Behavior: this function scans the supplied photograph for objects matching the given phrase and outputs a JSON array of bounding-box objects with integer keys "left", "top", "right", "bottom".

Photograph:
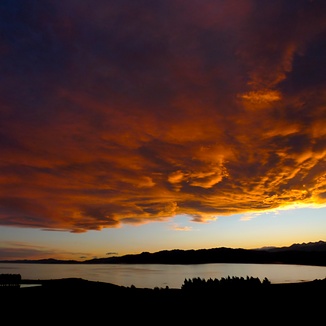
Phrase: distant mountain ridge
[
  {"left": 1, "top": 240, "right": 325, "bottom": 266},
  {"left": 265, "top": 240, "right": 326, "bottom": 252}
]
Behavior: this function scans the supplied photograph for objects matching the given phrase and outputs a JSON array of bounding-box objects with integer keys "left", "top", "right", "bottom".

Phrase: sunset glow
[{"left": 0, "top": 0, "right": 325, "bottom": 260}]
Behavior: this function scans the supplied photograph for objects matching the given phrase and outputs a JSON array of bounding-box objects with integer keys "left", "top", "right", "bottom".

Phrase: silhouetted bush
[
  {"left": 181, "top": 275, "right": 270, "bottom": 291},
  {"left": 0, "top": 273, "right": 21, "bottom": 287}
]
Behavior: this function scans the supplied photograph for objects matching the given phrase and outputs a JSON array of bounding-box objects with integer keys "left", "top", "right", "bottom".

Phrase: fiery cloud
[{"left": 0, "top": 0, "right": 325, "bottom": 233}]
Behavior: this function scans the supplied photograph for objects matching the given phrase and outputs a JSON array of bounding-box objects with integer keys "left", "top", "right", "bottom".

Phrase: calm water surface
[{"left": 1, "top": 263, "right": 325, "bottom": 289}]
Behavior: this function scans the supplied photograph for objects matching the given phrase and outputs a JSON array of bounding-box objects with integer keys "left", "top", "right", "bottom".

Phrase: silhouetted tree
[
  {"left": 0, "top": 273, "right": 21, "bottom": 287},
  {"left": 181, "top": 275, "right": 270, "bottom": 291}
]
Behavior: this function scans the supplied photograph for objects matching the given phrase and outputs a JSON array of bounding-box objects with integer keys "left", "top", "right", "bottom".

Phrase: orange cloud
[
  {"left": 0, "top": 0, "right": 326, "bottom": 232},
  {"left": 240, "top": 89, "right": 282, "bottom": 104}
]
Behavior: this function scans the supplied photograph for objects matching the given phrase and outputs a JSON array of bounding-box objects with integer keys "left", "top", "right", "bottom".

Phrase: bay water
[{"left": 1, "top": 262, "right": 325, "bottom": 289}]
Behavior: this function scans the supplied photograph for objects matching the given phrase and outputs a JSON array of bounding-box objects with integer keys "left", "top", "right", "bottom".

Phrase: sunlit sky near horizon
[{"left": 0, "top": 0, "right": 325, "bottom": 261}]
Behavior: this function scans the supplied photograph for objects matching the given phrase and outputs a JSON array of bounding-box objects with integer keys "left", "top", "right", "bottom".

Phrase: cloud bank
[{"left": 0, "top": 0, "right": 325, "bottom": 232}]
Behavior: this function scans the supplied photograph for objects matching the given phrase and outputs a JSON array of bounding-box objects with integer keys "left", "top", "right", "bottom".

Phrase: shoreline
[
  {"left": 11, "top": 275, "right": 326, "bottom": 292},
  {"left": 2, "top": 277, "right": 325, "bottom": 321}
]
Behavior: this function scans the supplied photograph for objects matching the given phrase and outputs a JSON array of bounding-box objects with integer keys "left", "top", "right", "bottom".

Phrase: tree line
[
  {"left": 181, "top": 275, "right": 271, "bottom": 291},
  {"left": 0, "top": 273, "right": 21, "bottom": 287}
]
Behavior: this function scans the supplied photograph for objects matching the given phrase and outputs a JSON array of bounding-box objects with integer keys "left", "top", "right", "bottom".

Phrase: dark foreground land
[{"left": 2, "top": 277, "right": 326, "bottom": 322}]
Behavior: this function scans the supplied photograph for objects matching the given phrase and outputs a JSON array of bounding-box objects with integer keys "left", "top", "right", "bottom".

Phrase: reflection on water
[
  {"left": 1, "top": 263, "right": 325, "bottom": 289},
  {"left": 20, "top": 284, "right": 42, "bottom": 288}
]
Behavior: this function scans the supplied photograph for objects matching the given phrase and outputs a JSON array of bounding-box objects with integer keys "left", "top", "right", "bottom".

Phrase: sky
[{"left": 0, "top": 0, "right": 325, "bottom": 261}]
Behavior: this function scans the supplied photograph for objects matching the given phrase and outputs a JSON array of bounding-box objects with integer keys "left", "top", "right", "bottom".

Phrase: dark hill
[
  {"left": 2, "top": 276, "right": 326, "bottom": 323},
  {"left": 83, "top": 240, "right": 326, "bottom": 266},
  {"left": 1, "top": 240, "right": 325, "bottom": 266}
]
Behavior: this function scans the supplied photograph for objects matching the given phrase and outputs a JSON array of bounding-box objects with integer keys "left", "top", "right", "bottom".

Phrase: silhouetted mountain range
[
  {"left": 259, "top": 240, "right": 326, "bottom": 252},
  {"left": 1, "top": 240, "right": 325, "bottom": 266}
]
